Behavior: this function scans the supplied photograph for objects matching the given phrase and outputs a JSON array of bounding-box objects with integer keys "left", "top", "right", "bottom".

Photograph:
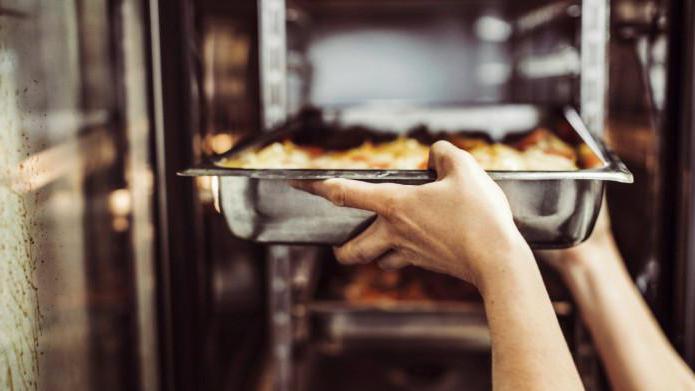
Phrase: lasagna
[{"left": 219, "top": 128, "right": 601, "bottom": 171}]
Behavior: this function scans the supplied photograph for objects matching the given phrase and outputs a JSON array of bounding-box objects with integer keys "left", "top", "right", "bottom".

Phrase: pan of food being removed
[{"left": 181, "top": 104, "right": 632, "bottom": 248}]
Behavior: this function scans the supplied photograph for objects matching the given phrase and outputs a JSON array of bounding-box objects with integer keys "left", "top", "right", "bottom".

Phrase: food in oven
[
  {"left": 218, "top": 127, "right": 600, "bottom": 171},
  {"left": 328, "top": 263, "right": 481, "bottom": 304}
]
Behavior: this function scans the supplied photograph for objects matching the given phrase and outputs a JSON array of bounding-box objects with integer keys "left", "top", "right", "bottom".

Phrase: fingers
[
  {"left": 377, "top": 250, "right": 411, "bottom": 270},
  {"left": 291, "top": 178, "right": 400, "bottom": 214},
  {"left": 334, "top": 217, "right": 393, "bottom": 265},
  {"left": 428, "top": 140, "right": 468, "bottom": 179}
]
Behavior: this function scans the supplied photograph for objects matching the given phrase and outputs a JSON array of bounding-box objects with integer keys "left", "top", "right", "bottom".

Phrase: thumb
[{"left": 428, "top": 140, "right": 465, "bottom": 179}]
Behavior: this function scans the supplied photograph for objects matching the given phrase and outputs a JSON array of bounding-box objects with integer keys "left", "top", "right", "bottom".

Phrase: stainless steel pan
[{"left": 182, "top": 105, "right": 633, "bottom": 248}]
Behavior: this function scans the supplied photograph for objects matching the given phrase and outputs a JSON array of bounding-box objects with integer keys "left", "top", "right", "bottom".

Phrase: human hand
[{"left": 291, "top": 141, "right": 535, "bottom": 292}]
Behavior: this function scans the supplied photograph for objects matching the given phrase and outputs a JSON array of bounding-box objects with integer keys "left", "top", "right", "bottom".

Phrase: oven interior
[
  {"left": 193, "top": 0, "right": 607, "bottom": 390},
  {"left": 200, "top": 0, "right": 585, "bottom": 139}
]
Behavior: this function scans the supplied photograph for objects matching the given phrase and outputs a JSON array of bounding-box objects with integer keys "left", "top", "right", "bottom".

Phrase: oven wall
[
  {"left": 301, "top": 4, "right": 513, "bottom": 106},
  {"left": 286, "top": 0, "right": 580, "bottom": 110}
]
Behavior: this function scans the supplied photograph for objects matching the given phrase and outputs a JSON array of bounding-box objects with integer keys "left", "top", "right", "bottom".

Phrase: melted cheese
[{"left": 220, "top": 135, "right": 578, "bottom": 171}]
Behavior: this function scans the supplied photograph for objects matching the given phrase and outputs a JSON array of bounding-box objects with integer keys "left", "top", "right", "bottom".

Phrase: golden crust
[{"left": 219, "top": 130, "right": 585, "bottom": 171}]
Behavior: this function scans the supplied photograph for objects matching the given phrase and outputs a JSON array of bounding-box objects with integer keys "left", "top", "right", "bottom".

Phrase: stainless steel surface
[
  {"left": 259, "top": 0, "right": 288, "bottom": 128},
  {"left": 215, "top": 176, "right": 604, "bottom": 248},
  {"left": 268, "top": 246, "right": 293, "bottom": 391},
  {"left": 514, "top": 1, "right": 579, "bottom": 34},
  {"left": 306, "top": 300, "right": 572, "bottom": 351},
  {"left": 182, "top": 105, "right": 632, "bottom": 248},
  {"left": 300, "top": 3, "right": 512, "bottom": 106},
  {"left": 580, "top": 0, "right": 609, "bottom": 135},
  {"left": 308, "top": 302, "right": 490, "bottom": 351}
]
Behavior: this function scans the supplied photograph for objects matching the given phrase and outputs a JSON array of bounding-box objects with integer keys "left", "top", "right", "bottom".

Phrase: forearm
[
  {"left": 561, "top": 238, "right": 695, "bottom": 390},
  {"left": 481, "top": 244, "right": 583, "bottom": 391}
]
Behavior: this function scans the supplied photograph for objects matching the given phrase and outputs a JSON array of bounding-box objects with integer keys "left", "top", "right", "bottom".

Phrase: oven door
[{"left": 0, "top": 1, "right": 158, "bottom": 389}]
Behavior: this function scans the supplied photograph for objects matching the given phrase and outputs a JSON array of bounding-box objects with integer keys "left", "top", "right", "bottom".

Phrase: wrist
[
  {"left": 559, "top": 236, "right": 623, "bottom": 286},
  {"left": 476, "top": 236, "right": 539, "bottom": 298}
]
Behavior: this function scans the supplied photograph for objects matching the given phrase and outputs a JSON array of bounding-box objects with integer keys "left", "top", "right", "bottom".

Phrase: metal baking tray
[
  {"left": 305, "top": 301, "right": 573, "bottom": 351},
  {"left": 307, "top": 301, "right": 491, "bottom": 351},
  {"left": 181, "top": 104, "right": 633, "bottom": 248}
]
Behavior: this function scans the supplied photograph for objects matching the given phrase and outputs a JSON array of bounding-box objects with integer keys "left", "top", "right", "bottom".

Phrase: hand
[{"left": 292, "top": 141, "right": 534, "bottom": 291}]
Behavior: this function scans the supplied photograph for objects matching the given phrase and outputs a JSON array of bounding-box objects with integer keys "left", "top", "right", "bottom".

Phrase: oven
[
  {"left": 2, "top": 0, "right": 695, "bottom": 390},
  {"left": 150, "top": 0, "right": 695, "bottom": 390},
  {"left": 155, "top": 0, "right": 615, "bottom": 390}
]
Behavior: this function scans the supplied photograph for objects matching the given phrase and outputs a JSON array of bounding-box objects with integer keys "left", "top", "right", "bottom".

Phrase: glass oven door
[{"left": 0, "top": 1, "right": 157, "bottom": 389}]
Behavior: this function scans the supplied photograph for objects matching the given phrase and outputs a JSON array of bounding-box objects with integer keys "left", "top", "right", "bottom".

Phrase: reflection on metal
[
  {"left": 580, "top": 0, "right": 609, "bottom": 134},
  {"left": 477, "top": 62, "right": 512, "bottom": 85},
  {"left": 310, "top": 302, "right": 491, "bottom": 351},
  {"left": 268, "top": 246, "right": 292, "bottom": 391},
  {"left": 515, "top": 0, "right": 579, "bottom": 35},
  {"left": 260, "top": 2, "right": 293, "bottom": 389},
  {"left": 304, "top": 10, "right": 511, "bottom": 105},
  {"left": 474, "top": 15, "right": 511, "bottom": 42},
  {"left": 123, "top": 0, "right": 159, "bottom": 389},
  {"left": 576, "top": 5, "right": 609, "bottom": 384},
  {"left": 148, "top": 0, "right": 176, "bottom": 387},
  {"left": 1, "top": 128, "right": 116, "bottom": 194},
  {"left": 517, "top": 47, "right": 580, "bottom": 79},
  {"left": 259, "top": 0, "right": 288, "bottom": 129},
  {"left": 636, "top": 35, "right": 668, "bottom": 118},
  {"left": 308, "top": 300, "right": 571, "bottom": 352}
]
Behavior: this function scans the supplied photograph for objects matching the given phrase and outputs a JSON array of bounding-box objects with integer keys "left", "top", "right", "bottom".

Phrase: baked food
[{"left": 219, "top": 128, "right": 600, "bottom": 171}]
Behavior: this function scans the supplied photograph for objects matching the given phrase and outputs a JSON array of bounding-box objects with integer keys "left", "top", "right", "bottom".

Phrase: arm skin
[
  {"left": 482, "top": 245, "right": 583, "bottom": 391},
  {"left": 540, "top": 211, "right": 695, "bottom": 390},
  {"left": 293, "top": 141, "right": 583, "bottom": 390}
]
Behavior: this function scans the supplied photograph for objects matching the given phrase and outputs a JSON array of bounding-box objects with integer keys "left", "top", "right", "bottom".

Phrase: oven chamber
[
  {"left": 156, "top": 0, "right": 693, "bottom": 391},
  {"left": 186, "top": 0, "right": 616, "bottom": 390}
]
